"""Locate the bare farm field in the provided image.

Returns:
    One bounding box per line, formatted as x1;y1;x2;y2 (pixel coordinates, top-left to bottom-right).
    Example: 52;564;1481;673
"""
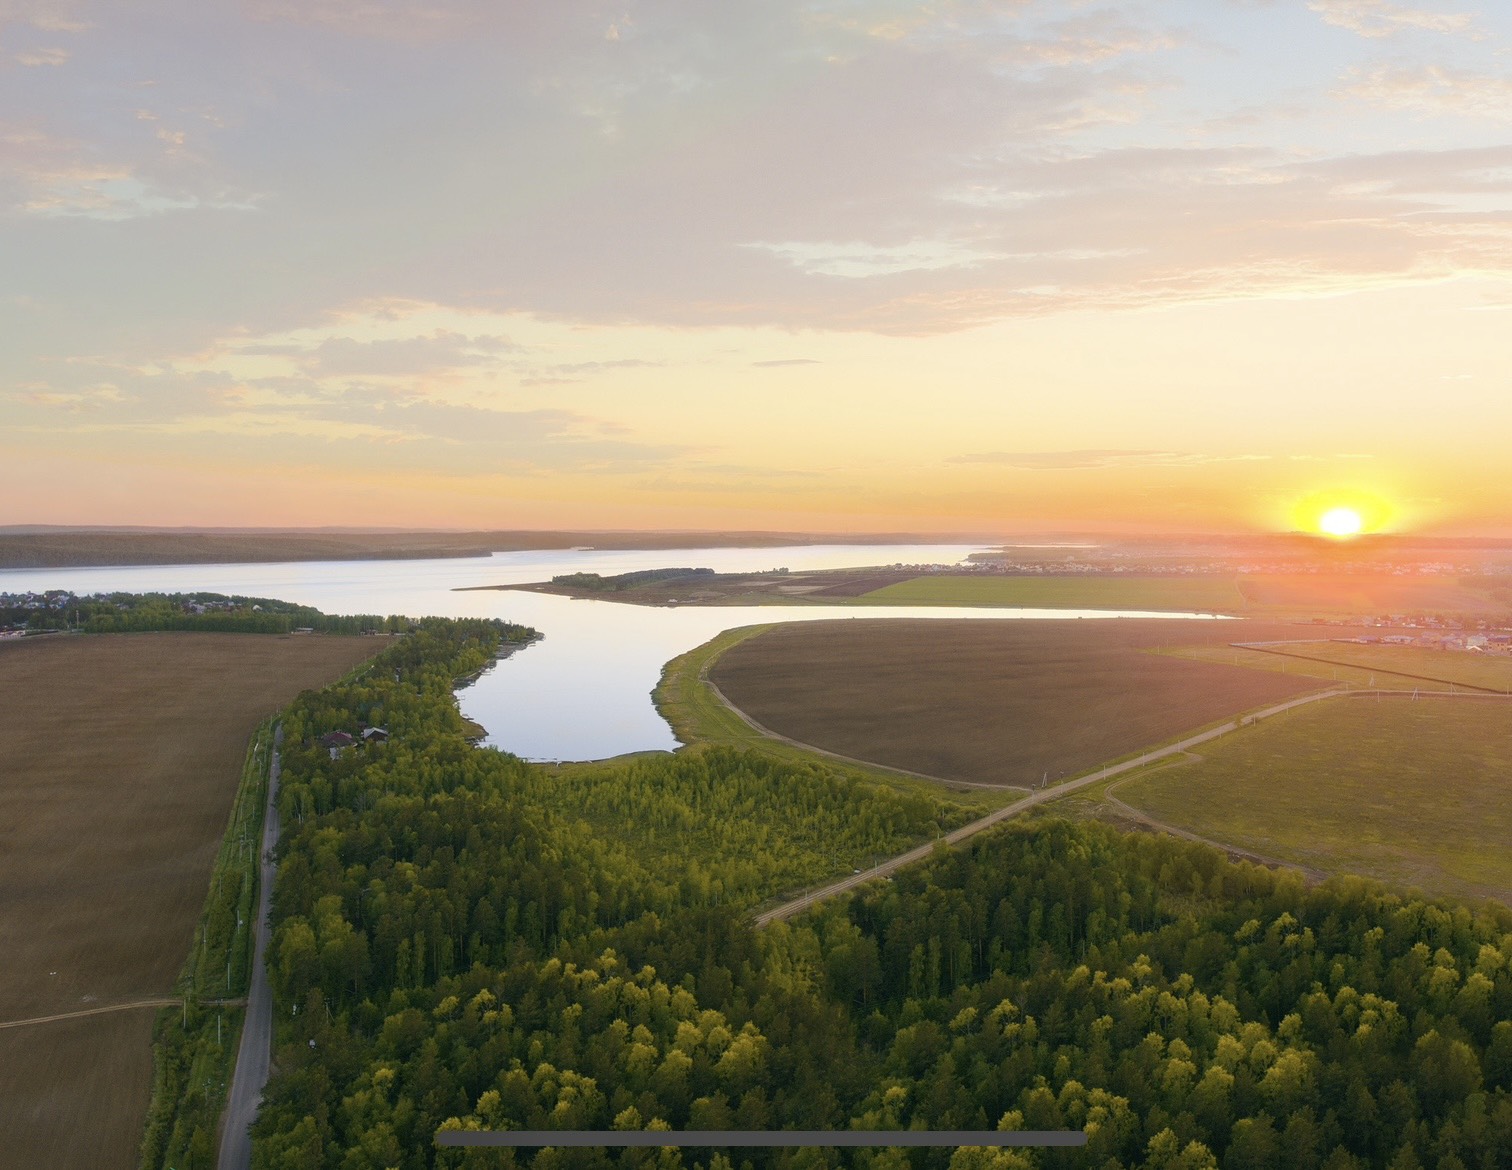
707;619;1327;789
0;632;383;1170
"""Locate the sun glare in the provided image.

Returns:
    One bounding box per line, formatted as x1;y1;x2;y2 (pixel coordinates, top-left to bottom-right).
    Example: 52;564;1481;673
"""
1319;506;1364;539
1284;489;1397;539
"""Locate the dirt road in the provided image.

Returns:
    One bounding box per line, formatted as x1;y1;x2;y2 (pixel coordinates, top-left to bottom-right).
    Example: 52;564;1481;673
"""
754;687;1346;925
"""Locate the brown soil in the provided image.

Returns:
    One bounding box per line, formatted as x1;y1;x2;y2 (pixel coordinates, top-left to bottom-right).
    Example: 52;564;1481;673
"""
709;619;1331;788
0;632;384;1170
0;1010;159;1170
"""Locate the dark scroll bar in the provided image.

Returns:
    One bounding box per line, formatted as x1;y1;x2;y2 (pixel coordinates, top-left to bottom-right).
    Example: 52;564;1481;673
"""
436;1130;1087;1148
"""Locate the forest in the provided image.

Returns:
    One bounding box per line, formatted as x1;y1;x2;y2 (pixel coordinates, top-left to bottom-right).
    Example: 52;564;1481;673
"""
547;569;716;592
239;618;1512;1170
2;590;410;635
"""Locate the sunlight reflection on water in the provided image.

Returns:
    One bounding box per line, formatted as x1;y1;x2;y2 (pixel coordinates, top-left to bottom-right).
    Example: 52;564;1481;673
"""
0;544;1227;761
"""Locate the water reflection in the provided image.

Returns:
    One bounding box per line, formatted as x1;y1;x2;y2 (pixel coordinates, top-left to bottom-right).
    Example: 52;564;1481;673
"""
0;544;1226;762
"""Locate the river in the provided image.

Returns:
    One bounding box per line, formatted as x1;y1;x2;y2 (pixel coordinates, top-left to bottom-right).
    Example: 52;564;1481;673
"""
0;544;1226;761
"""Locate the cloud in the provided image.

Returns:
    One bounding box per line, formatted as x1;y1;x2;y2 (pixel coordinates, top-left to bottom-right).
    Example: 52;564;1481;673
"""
14;45;68;65
1006;14;1180;66
0;1;92;32
0;121;253;218
950;450;1271;470
296;331;516;377
8;367;694;477
243;0;475;40
11;381;126;410
746;238;1006;278
1339;64;1512;121
9;303;707;478
751;358;821;367
1308;0;1476;38
7;0;1512;349
517;358;662;386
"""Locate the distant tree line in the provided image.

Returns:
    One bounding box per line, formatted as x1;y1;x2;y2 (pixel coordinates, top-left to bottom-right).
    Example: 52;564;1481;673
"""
2;591;422;635
548;569;716;593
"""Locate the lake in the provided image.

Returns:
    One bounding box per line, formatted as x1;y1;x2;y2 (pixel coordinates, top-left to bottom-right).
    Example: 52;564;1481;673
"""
0;544;1227;761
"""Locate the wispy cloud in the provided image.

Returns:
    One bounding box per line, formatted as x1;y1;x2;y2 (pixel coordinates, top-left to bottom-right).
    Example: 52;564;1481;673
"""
1308;0;1477;38
949;450;1273;470
14;45;69;66
0;122;252;218
1007;14;1179;66
1339;64;1512;120
0;1;93;33
244;0;474;40
744;239;1007;279
295;331;516;378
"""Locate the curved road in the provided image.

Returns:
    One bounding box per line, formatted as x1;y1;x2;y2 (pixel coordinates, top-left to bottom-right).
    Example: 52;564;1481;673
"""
754;687;1348;925
218;725;282;1170
755;686;1512;925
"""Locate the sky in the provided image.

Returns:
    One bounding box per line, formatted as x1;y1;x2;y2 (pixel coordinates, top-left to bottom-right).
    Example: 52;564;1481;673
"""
3;0;1511;536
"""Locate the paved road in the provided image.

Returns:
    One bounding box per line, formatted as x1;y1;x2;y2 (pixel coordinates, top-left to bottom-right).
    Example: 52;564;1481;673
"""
754;687;1346;926
218;725;282;1170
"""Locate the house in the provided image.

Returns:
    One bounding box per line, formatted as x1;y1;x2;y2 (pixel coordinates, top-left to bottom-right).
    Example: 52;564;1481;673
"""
320;730;356;759
361;727;389;743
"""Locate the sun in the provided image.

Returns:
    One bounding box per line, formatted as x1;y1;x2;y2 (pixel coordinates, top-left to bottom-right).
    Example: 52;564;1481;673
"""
1318;506;1364;539
1285;489;1396;540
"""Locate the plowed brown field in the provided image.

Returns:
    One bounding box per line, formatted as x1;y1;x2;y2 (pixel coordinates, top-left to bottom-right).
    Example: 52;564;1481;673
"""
709;619;1329;788
0;632;384;1170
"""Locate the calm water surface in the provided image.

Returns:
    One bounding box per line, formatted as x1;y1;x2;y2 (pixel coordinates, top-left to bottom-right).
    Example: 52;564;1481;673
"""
0;545;1226;761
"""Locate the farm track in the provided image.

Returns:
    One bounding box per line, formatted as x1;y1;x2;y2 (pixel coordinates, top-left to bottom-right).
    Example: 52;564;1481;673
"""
0;997;249;1032
1099;759;1329;882
752;686;1512;925
753;687;1346;925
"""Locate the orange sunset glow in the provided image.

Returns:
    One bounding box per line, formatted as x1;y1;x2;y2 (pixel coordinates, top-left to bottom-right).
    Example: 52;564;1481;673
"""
9;7;1512;1168
3;3;1510;538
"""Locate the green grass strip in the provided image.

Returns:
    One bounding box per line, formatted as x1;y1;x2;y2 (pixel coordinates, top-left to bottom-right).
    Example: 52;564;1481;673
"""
138;714;275;1170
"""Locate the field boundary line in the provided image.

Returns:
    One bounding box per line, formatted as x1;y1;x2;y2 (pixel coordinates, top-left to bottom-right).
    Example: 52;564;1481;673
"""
0;998;181;1030
1100;767;1329;882
753;686;1512;924
701;674;1029;795
753;686;1348;925
1232;641;1511;694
